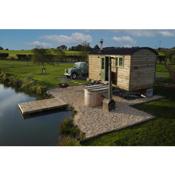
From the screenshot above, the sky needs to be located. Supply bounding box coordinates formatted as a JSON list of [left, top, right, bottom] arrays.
[[1, 29, 175, 50]]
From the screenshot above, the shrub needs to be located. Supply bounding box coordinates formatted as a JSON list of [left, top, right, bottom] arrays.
[[58, 136, 80, 146], [20, 81, 32, 90], [0, 53, 9, 59], [16, 54, 32, 61], [60, 117, 84, 140], [35, 85, 47, 96], [8, 56, 16, 61], [13, 79, 22, 88], [25, 74, 34, 81], [0, 72, 10, 83]]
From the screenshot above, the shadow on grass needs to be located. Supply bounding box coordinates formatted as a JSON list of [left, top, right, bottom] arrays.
[[133, 99, 175, 119]]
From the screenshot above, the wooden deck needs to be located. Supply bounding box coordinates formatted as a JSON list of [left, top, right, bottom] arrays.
[[18, 98, 67, 115]]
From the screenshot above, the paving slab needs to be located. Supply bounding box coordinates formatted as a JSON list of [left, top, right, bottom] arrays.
[[48, 86, 163, 138]]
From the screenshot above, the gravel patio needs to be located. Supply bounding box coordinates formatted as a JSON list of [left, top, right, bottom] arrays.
[[48, 85, 162, 138]]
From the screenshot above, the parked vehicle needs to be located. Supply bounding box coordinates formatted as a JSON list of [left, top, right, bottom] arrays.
[[64, 62, 88, 79]]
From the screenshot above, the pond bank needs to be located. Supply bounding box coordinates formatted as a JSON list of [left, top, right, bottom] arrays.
[[0, 70, 47, 98]]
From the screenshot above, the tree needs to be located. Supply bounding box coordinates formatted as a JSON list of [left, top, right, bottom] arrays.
[[32, 48, 54, 74], [57, 45, 67, 50], [93, 44, 100, 52], [0, 46, 3, 50], [69, 42, 92, 51], [164, 49, 175, 83], [52, 48, 65, 62], [79, 42, 90, 61]]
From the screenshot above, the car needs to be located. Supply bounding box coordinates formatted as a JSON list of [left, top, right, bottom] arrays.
[[64, 62, 88, 79]]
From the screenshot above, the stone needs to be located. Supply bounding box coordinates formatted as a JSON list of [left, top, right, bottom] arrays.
[[102, 98, 116, 112]]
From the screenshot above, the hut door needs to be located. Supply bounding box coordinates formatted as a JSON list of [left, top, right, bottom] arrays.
[[101, 57, 109, 81]]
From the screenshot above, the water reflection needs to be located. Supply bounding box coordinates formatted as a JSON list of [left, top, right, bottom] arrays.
[[0, 84, 71, 146]]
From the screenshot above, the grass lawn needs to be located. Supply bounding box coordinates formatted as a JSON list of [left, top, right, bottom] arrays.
[[0, 60, 86, 88], [83, 64, 175, 146], [156, 63, 170, 78]]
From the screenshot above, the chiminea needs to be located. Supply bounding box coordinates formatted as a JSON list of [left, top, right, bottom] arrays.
[[103, 56, 115, 112]]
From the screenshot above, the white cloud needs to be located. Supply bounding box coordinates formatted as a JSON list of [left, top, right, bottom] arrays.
[[126, 30, 156, 37], [42, 32, 92, 45], [113, 36, 134, 42], [30, 41, 51, 48], [158, 31, 175, 37], [124, 30, 175, 37], [112, 36, 136, 47]]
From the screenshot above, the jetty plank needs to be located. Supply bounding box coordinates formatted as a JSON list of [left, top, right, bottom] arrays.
[[18, 98, 67, 115]]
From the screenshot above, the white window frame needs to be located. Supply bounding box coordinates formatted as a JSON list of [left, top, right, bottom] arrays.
[[115, 56, 124, 68]]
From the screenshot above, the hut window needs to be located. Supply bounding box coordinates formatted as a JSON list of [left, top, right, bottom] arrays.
[[119, 57, 124, 67], [115, 57, 118, 66], [101, 58, 105, 69], [116, 57, 124, 67]]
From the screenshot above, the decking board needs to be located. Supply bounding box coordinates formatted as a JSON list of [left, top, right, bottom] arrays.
[[18, 98, 67, 115]]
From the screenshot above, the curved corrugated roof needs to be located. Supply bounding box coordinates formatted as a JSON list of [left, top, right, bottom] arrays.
[[90, 47, 158, 56]]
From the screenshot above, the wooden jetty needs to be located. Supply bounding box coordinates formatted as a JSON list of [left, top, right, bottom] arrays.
[[18, 98, 67, 115]]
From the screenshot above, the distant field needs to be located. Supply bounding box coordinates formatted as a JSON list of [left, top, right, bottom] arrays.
[[0, 50, 32, 54], [0, 49, 82, 58], [158, 51, 166, 56], [64, 50, 82, 56]]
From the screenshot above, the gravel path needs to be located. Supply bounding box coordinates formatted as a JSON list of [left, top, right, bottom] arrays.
[[48, 86, 162, 138]]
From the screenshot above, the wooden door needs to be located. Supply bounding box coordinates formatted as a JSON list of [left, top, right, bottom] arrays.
[[101, 57, 108, 81]]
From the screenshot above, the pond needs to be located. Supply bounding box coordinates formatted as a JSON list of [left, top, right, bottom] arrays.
[[0, 84, 71, 146]]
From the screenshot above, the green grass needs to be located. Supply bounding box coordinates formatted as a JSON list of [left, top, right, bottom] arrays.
[[156, 64, 170, 78], [0, 60, 86, 88], [64, 50, 82, 56], [83, 64, 175, 146], [158, 51, 166, 56]]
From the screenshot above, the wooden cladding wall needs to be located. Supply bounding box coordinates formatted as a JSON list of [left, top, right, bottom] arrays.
[[130, 49, 156, 91], [88, 49, 156, 92], [88, 55, 101, 80]]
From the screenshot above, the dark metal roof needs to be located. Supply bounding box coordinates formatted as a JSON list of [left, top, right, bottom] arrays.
[[89, 47, 158, 56]]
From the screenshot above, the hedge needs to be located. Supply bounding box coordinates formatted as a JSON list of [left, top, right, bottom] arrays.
[[0, 53, 9, 59], [16, 54, 32, 61]]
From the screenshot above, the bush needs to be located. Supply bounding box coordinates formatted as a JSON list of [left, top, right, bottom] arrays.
[[16, 54, 32, 61], [0, 72, 10, 83], [12, 79, 22, 88], [58, 136, 80, 146], [8, 56, 17, 61], [60, 117, 84, 140], [35, 85, 47, 96], [0, 53, 9, 59]]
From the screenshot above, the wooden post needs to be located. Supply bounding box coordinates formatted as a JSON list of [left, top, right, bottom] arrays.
[[108, 56, 112, 100]]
